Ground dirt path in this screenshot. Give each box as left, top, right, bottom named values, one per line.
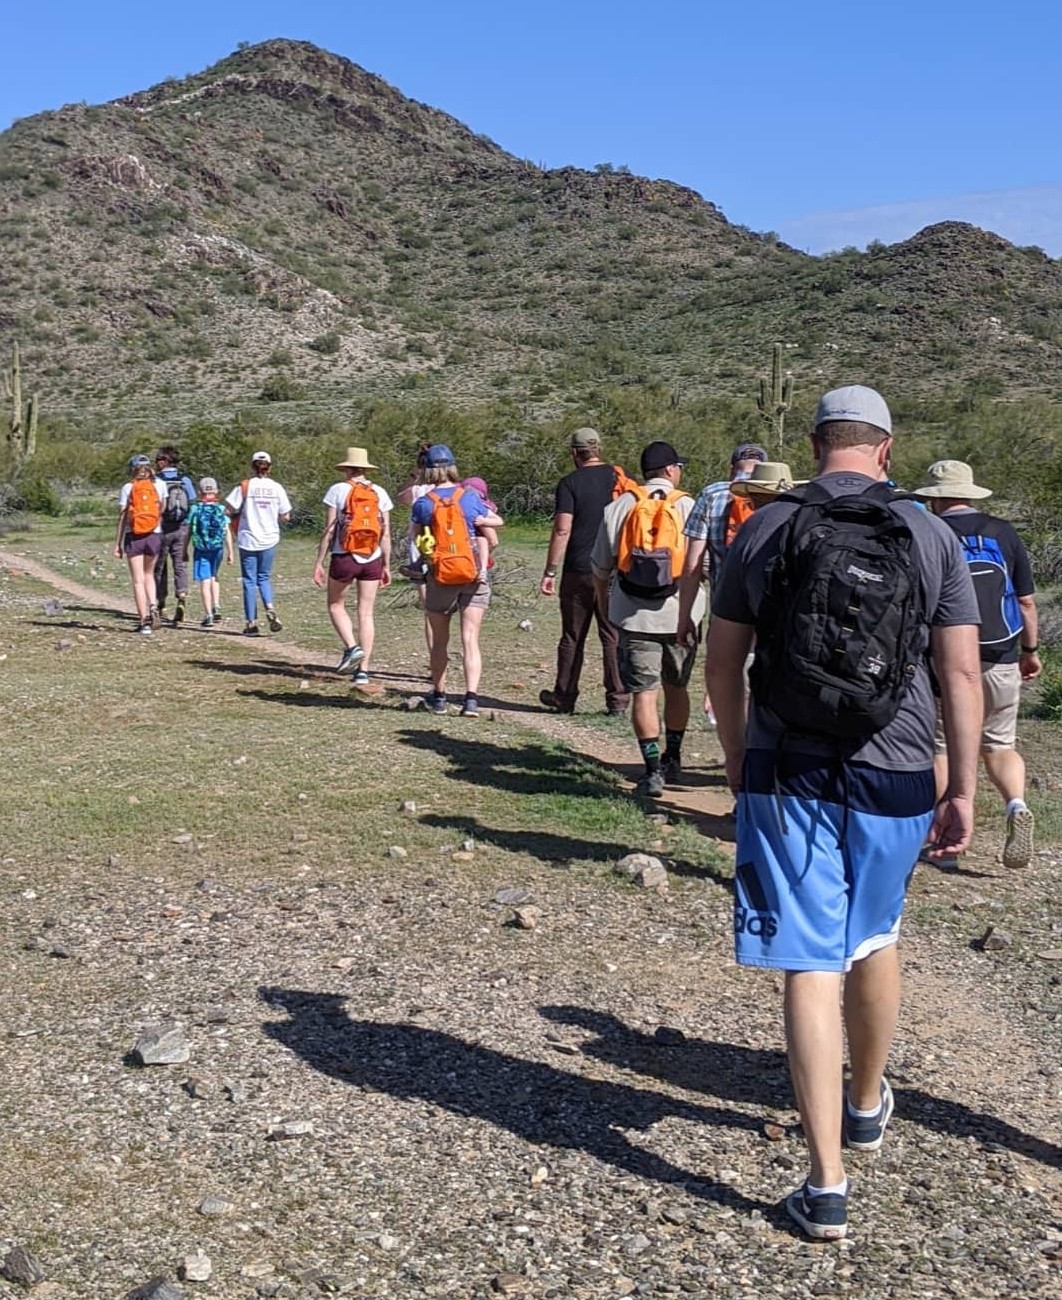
left=0, top=547, right=735, bottom=831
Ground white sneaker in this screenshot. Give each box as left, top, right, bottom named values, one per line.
left=1002, top=807, right=1034, bottom=869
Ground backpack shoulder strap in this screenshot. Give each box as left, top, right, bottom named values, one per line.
left=665, top=489, right=688, bottom=505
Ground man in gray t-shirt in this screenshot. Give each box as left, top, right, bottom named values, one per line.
left=705, top=386, right=983, bottom=1243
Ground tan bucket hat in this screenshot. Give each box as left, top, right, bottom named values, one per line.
left=336, top=446, right=377, bottom=471
left=730, top=461, right=803, bottom=498
left=913, top=459, right=992, bottom=500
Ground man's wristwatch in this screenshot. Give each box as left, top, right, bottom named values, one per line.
left=544, top=567, right=557, bottom=578
left=1020, top=644, right=1039, bottom=653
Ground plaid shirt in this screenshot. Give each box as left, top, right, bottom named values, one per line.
left=683, top=480, right=732, bottom=585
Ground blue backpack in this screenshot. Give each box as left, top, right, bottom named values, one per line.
left=955, top=531, right=1022, bottom=649
left=191, top=502, right=227, bottom=553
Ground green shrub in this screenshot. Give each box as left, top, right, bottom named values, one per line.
left=259, top=374, right=306, bottom=402
left=307, top=331, right=341, bottom=355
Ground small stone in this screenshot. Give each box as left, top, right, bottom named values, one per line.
left=125, top=1279, right=186, bottom=1300
left=646, top=812, right=669, bottom=825
left=980, top=925, right=1011, bottom=952
left=182, top=1076, right=213, bottom=1099
left=494, top=887, right=531, bottom=906
left=133, top=1022, right=191, bottom=1066
left=622, top=1232, right=652, bottom=1255
left=461, top=838, right=476, bottom=853
left=376, top=1234, right=400, bottom=1251
left=451, top=850, right=475, bottom=862
left=400, top=800, right=417, bottom=815
left=513, top=906, right=541, bottom=931
left=232, top=755, right=247, bottom=766
left=401, top=696, right=426, bottom=711
left=197, top=1195, right=234, bottom=1217
left=661, top=1204, right=688, bottom=1225
left=387, top=846, right=408, bottom=859
left=223, top=1081, right=249, bottom=1104
left=763, top=1122, right=787, bottom=1141
left=267, top=1119, right=314, bottom=1140
left=173, top=833, right=194, bottom=844
left=297, top=792, right=308, bottom=802
left=333, top=956, right=357, bottom=974
left=179, top=1250, right=212, bottom=1282
left=491, top=1274, right=529, bottom=1296
left=614, top=1279, right=638, bottom=1297
left=529, top=1164, right=549, bottom=1186
left=240, top=1260, right=275, bottom=1279
left=1037, top=949, right=1062, bottom=961
left=615, top=853, right=668, bottom=890
left=517, top=619, right=533, bottom=631
left=42, top=598, right=64, bottom=616
left=55, top=638, right=75, bottom=651
left=1, top=1245, right=46, bottom=1285
left=653, top=1026, right=686, bottom=1046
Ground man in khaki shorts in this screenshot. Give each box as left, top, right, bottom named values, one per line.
left=915, top=460, right=1042, bottom=867
left=591, top=441, right=705, bottom=797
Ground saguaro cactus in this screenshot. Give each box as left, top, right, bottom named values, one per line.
left=756, top=342, right=794, bottom=450
left=2, top=343, right=39, bottom=470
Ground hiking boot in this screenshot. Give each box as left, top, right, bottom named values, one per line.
left=636, top=769, right=666, bottom=798
left=265, top=607, right=283, bottom=633
left=1002, top=806, right=1034, bottom=869
left=785, top=1182, right=848, bottom=1241
left=149, top=604, right=161, bottom=630
left=336, top=643, right=366, bottom=673
left=845, top=1077, right=894, bottom=1152
left=460, top=694, right=480, bottom=717
left=428, top=691, right=448, bottom=715
left=352, top=669, right=371, bottom=689
left=200, top=614, right=214, bottom=628
left=661, top=755, right=682, bottom=785
left=173, top=598, right=186, bottom=626
left=243, top=621, right=260, bottom=636
left=539, top=688, right=574, bottom=714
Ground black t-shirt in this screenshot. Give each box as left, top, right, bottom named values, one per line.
left=555, top=464, right=620, bottom=573
left=939, top=510, right=1034, bottom=664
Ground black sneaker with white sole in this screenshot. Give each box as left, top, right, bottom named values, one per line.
left=785, top=1182, right=848, bottom=1241
left=336, top=643, right=366, bottom=673
left=845, top=1077, right=894, bottom=1152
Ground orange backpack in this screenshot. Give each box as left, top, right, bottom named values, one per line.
left=127, top=479, right=161, bottom=537
left=616, top=485, right=688, bottom=598
left=611, top=464, right=639, bottom=500
left=724, top=492, right=755, bottom=549
left=341, top=481, right=383, bottom=555
left=427, top=487, right=479, bottom=585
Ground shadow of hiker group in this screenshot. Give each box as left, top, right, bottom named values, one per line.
left=260, top=989, right=1061, bottom=1230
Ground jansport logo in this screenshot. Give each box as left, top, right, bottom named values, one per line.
left=734, top=860, right=778, bottom=940
left=847, top=564, right=883, bottom=583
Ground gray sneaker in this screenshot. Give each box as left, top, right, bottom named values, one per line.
left=428, top=692, right=448, bottom=715
left=636, top=769, right=665, bottom=798
left=785, top=1182, right=848, bottom=1241
left=336, top=644, right=366, bottom=673
left=1002, top=807, right=1034, bottom=869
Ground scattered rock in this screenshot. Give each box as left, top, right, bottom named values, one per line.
left=1037, top=949, right=1062, bottom=961
left=182, top=1076, right=213, bottom=1099
left=614, top=853, right=668, bottom=890
left=125, top=1279, right=186, bottom=1300
left=55, top=638, right=75, bottom=652
left=461, top=838, right=476, bottom=853
left=173, top=833, right=194, bottom=845
left=529, top=1164, right=549, bottom=1186
left=517, top=619, right=533, bottom=631
left=451, top=850, right=475, bottom=862
left=763, top=1122, right=787, bottom=1141
left=376, top=1234, right=400, bottom=1251
left=512, top=905, right=541, bottom=931
left=980, top=926, right=1011, bottom=952
left=622, top=1232, right=651, bottom=1255
left=132, top=1022, right=191, bottom=1066
left=400, top=800, right=417, bottom=815
left=232, top=755, right=247, bottom=766
left=614, top=1278, right=638, bottom=1297
left=333, top=956, right=357, bottom=974
left=400, top=696, right=426, bottom=711
left=197, top=1195, right=234, bottom=1217
left=1, top=1245, right=46, bottom=1285
left=491, top=1274, right=529, bottom=1295
left=653, top=1026, right=686, bottom=1046
left=179, top=1250, right=212, bottom=1282
left=267, top=1119, right=314, bottom=1141
left=223, top=1081, right=249, bottom=1104
left=387, top=845, right=409, bottom=859
left=42, top=598, right=64, bottom=616
left=240, top=1259, right=275, bottom=1279
left=494, top=887, right=531, bottom=906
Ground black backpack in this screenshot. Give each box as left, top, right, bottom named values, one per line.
left=161, top=477, right=191, bottom=530
left=749, top=481, right=929, bottom=743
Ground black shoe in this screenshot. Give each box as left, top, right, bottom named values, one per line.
left=173, top=599, right=186, bottom=626
left=845, top=1078, right=894, bottom=1152
left=266, top=607, right=283, bottom=633
left=661, top=755, right=682, bottom=785
left=539, top=689, right=574, bottom=714
left=336, top=644, right=366, bottom=673
left=785, top=1182, right=848, bottom=1241
left=243, top=622, right=260, bottom=636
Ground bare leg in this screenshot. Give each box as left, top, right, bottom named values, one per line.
left=982, top=746, right=1026, bottom=805
left=459, top=604, right=485, bottom=695
left=844, top=944, right=900, bottom=1111
left=327, top=576, right=356, bottom=648
left=127, top=555, right=150, bottom=622
left=631, top=689, right=660, bottom=740
left=427, top=612, right=451, bottom=695
left=784, top=970, right=846, bottom=1188
left=414, top=582, right=433, bottom=658
left=355, top=580, right=380, bottom=671
left=662, top=682, right=690, bottom=732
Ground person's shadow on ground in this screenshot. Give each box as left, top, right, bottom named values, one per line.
left=259, top=987, right=776, bottom=1218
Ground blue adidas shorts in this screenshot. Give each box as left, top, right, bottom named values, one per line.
left=193, top=548, right=224, bottom=581
left=734, top=750, right=935, bottom=973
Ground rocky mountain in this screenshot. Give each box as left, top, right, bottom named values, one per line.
left=2, top=38, right=1062, bottom=429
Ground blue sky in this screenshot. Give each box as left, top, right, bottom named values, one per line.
left=6, top=0, right=1062, bottom=254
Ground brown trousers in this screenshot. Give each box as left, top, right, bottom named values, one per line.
left=553, top=570, right=628, bottom=713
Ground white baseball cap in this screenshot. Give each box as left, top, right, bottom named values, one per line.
left=251, top=450, right=272, bottom=464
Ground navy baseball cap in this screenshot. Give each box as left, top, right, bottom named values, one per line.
left=424, top=444, right=456, bottom=467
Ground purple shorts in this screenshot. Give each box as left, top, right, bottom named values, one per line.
left=124, top=532, right=162, bottom=559
left=329, top=553, right=385, bottom=583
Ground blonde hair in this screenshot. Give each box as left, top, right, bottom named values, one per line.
left=423, top=465, right=460, bottom=486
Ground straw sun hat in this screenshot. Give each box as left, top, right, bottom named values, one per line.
left=336, top=446, right=378, bottom=471
left=729, top=461, right=804, bottom=498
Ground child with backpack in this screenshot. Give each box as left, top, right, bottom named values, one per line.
left=409, top=445, right=504, bottom=716
left=115, top=454, right=169, bottom=635
left=312, top=447, right=393, bottom=686
left=186, top=477, right=234, bottom=627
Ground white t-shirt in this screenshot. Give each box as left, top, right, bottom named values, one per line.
left=226, top=477, right=292, bottom=551
left=322, top=479, right=394, bottom=560
left=119, top=479, right=168, bottom=534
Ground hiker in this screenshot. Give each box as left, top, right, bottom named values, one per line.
left=313, top=446, right=393, bottom=687
left=914, top=459, right=1041, bottom=868
left=591, top=440, right=704, bottom=796
left=409, top=444, right=504, bottom=717
left=706, top=385, right=982, bottom=1241
left=186, top=477, right=234, bottom=627
left=225, top=451, right=292, bottom=636
left=152, top=446, right=197, bottom=626
left=396, top=443, right=435, bottom=654
left=539, top=427, right=630, bottom=717
left=115, top=454, right=168, bottom=635
left=677, top=442, right=769, bottom=724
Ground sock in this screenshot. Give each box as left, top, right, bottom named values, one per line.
left=1005, top=798, right=1027, bottom=818
left=806, top=1178, right=848, bottom=1199
left=638, top=737, right=661, bottom=773
left=847, top=1096, right=882, bottom=1119
left=664, top=728, right=685, bottom=760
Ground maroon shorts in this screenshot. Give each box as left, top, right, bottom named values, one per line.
left=124, top=532, right=162, bottom=559
left=329, top=553, right=385, bottom=583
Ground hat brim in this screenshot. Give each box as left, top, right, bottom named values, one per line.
left=730, top=478, right=806, bottom=498
left=913, top=484, right=992, bottom=499
left=337, top=461, right=377, bottom=471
